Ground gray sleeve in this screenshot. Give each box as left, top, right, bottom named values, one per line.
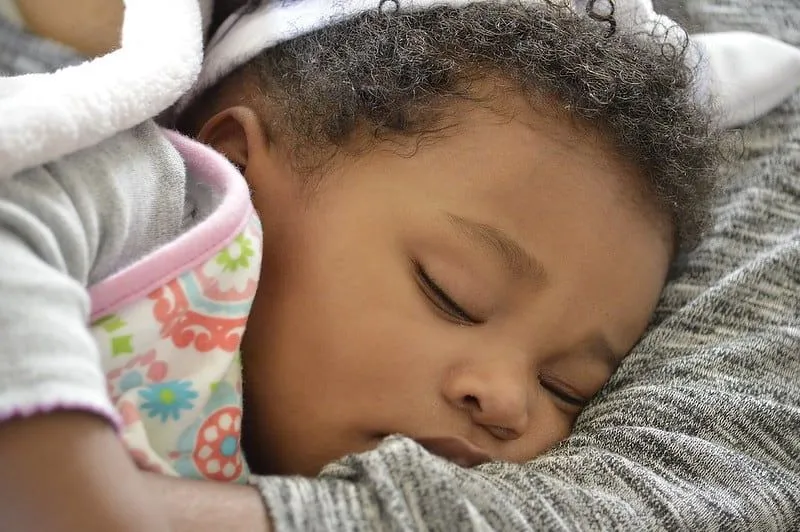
left=251, top=1, right=800, bottom=529
left=0, top=121, right=187, bottom=424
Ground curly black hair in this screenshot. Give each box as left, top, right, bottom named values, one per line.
left=183, top=0, right=722, bottom=253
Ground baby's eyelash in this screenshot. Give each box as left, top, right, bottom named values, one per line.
left=539, top=379, right=588, bottom=408
left=413, top=261, right=479, bottom=324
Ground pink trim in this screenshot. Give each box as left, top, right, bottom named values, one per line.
left=88, top=130, right=254, bottom=321
left=0, top=402, right=122, bottom=433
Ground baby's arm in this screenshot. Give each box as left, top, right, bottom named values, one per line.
left=0, top=413, right=167, bottom=531
left=0, top=124, right=186, bottom=530
left=142, top=473, right=270, bottom=532
left=0, top=231, right=165, bottom=530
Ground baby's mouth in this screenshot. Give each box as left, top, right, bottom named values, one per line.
left=414, top=436, right=493, bottom=468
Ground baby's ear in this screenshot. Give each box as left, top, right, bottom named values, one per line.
left=197, top=106, right=268, bottom=171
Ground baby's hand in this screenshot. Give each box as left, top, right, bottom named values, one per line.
left=0, top=411, right=171, bottom=531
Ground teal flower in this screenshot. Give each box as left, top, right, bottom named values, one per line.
left=139, top=381, right=199, bottom=422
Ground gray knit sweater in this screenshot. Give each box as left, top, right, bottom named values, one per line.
left=2, top=0, right=798, bottom=530
left=252, top=1, right=800, bottom=529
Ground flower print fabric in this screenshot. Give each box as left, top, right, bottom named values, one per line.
left=138, top=380, right=199, bottom=422
left=92, top=214, right=262, bottom=484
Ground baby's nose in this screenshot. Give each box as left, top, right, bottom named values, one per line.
left=468, top=389, right=529, bottom=439
left=445, top=363, right=530, bottom=439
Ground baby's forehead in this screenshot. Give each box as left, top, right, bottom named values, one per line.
left=436, top=93, right=656, bottom=193
left=459, top=100, right=674, bottom=248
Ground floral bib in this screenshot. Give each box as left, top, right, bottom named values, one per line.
left=87, top=131, right=261, bottom=484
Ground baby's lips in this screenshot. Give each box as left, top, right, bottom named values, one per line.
left=415, top=436, right=492, bottom=468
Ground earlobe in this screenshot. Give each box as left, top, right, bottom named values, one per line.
left=196, top=106, right=268, bottom=172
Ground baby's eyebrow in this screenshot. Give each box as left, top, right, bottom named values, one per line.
left=444, top=212, right=624, bottom=364
left=444, top=212, right=546, bottom=283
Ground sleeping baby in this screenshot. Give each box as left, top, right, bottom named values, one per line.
left=0, top=0, right=722, bottom=530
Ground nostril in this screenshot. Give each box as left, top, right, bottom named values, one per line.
left=461, top=395, right=481, bottom=412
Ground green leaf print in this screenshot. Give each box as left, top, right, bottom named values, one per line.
left=93, top=314, right=134, bottom=357
left=95, top=314, right=126, bottom=333
left=111, top=335, right=134, bottom=357
left=216, top=234, right=255, bottom=272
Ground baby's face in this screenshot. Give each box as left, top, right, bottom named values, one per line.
left=235, top=97, right=672, bottom=476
